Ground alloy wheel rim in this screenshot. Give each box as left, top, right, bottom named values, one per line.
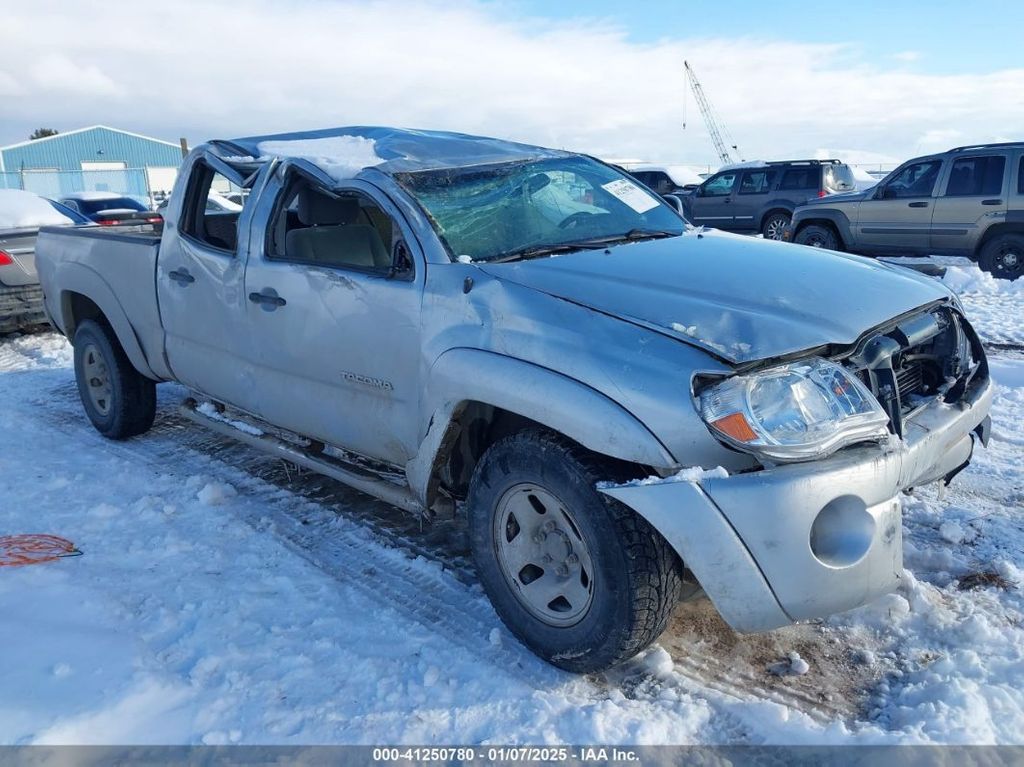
left=492, top=483, right=595, bottom=627
left=82, top=343, right=113, bottom=416
left=996, top=247, right=1022, bottom=275
left=765, top=217, right=787, bottom=240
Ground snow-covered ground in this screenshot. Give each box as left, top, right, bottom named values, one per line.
left=1, top=260, right=1022, bottom=745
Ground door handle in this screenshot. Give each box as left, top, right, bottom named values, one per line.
left=248, top=290, right=287, bottom=310
left=982, top=199, right=1003, bottom=206
left=168, top=268, right=195, bottom=285
left=908, top=201, right=929, bottom=208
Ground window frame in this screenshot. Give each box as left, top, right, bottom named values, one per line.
left=941, top=154, right=1007, bottom=198
left=876, top=159, right=943, bottom=200
left=264, top=170, right=411, bottom=281
left=179, top=155, right=247, bottom=257
left=700, top=172, right=737, bottom=197
left=737, top=169, right=777, bottom=196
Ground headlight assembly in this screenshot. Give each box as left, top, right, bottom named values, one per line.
left=699, top=357, right=890, bottom=462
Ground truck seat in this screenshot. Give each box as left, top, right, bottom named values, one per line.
left=285, top=190, right=390, bottom=269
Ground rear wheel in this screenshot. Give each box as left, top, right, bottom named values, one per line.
left=978, top=234, right=1024, bottom=280
left=795, top=223, right=840, bottom=251
left=73, top=319, right=156, bottom=439
left=467, top=430, right=684, bottom=673
left=761, top=211, right=791, bottom=241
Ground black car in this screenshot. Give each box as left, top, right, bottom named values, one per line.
left=683, top=159, right=856, bottom=240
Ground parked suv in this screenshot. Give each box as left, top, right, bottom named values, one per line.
left=683, top=159, right=856, bottom=239
left=787, top=142, right=1024, bottom=279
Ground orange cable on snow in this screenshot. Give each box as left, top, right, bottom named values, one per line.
left=0, top=534, right=82, bottom=567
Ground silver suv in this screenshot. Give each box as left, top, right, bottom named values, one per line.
left=788, top=142, right=1024, bottom=279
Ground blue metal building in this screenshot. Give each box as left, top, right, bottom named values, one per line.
left=0, top=125, right=183, bottom=202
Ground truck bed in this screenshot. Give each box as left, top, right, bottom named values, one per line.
left=34, top=224, right=168, bottom=378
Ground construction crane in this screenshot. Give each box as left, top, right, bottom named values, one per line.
left=683, top=60, right=742, bottom=165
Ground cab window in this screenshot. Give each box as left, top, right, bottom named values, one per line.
left=268, top=178, right=397, bottom=274
left=882, top=160, right=942, bottom=199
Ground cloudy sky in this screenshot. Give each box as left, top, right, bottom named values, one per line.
left=2, top=0, right=1022, bottom=168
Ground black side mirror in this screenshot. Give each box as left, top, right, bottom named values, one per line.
left=879, top=186, right=897, bottom=200
left=389, top=240, right=414, bottom=279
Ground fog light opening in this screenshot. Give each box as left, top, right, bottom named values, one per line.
left=809, top=495, right=876, bottom=568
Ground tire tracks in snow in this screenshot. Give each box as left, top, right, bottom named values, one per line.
left=29, top=374, right=856, bottom=729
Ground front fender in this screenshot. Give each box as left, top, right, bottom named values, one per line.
left=405, top=348, right=677, bottom=503
left=793, top=206, right=856, bottom=245
left=53, top=262, right=159, bottom=380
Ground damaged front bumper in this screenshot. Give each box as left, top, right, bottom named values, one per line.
left=601, top=374, right=994, bottom=633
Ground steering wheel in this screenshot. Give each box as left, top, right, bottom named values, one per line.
left=558, top=211, right=596, bottom=229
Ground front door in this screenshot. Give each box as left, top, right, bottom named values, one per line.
left=688, top=171, right=738, bottom=228
left=240, top=169, right=422, bottom=465
left=157, top=154, right=262, bottom=413
left=930, top=153, right=1009, bottom=255
left=854, top=158, right=942, bottom=253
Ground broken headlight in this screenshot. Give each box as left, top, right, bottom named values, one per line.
left=699, top=357, right=890, bottom=462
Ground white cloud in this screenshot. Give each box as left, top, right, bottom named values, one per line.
left=2, top=0, right=1022, bottom=168
left=892, top=50, right=922, bottom=62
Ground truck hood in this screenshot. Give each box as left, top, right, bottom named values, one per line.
left=802, top=189, right=870, bottom=206
left=478, top=231, right=952, bottom=365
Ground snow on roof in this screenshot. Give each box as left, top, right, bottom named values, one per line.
left=0, top=189, right=74, bottom=229
left=255, top=135, right=386, bottom=182
left=218, top=126, right=570, bottom=181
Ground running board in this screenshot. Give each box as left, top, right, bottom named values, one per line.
left=177, top=400, right=423, bottom=514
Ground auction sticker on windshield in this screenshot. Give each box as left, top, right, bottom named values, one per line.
left=601, top=179, right=660, bottom=213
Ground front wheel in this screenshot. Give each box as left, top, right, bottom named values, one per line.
left=73, top=319, right=156, bottom=439
left=794, top=223, right=840, bottom=251
left=761, top=211, right=791, bottom=241
left=467, top=430, right=684, bottom=673
left=978, top=234, right=1024, bottom=280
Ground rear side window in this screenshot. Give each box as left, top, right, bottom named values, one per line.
left=180, top=162, right=245, bottom=253
left=738, top=170, right=777, bottom=194
left=944, top=155, right=1006, bottom=197
left=1019, top=157, right=1024, bottom=194
left=635, top=171, right=674, bottom=195
left=778, top=167, right=818, bottom=190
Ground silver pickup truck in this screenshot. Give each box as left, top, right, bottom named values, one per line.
left=35, top=127, right=993, bottom=673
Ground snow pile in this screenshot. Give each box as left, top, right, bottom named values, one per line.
left=257, top=135, right=385, bottom=182
left=940, top=259, right=1024, bottom=346
left=0, top=189, right=74, bottom=229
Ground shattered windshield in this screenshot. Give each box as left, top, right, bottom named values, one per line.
left=395, top=156, right=685, bottom=262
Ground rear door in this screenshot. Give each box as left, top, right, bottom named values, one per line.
left=930, top=152, right=1009, bottom=254
left=853, top=158, right=942, bottom=253
left=157, top=153, right=261, bottom=412
left=688, top=171, right=738, bottom=228
left=729, top=169, right=778, bottom=232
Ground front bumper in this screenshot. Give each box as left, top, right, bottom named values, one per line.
left=602, top=374, right=994, bottom=632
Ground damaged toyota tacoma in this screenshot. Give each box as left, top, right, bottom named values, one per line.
left=34, top=127, right=993, bottom=672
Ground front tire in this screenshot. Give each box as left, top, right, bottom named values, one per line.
left=467, top=430, right=684, bottom=673
left=978, top=234, right=1024, bottom=280
left=795, top=223, right=840, bottom=251
left=73, top=319, right=156, bottom=439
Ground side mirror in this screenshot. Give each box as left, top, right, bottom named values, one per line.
left=661, top=195, right=684, bottom=214
left=389, top=240, right=414, bottom=279
left=879, top=186, right=897, bottom=200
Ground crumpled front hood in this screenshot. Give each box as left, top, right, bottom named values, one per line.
left=478, top=231, right=952, bottom=365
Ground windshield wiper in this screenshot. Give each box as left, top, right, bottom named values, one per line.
left=486, top=229, right=681, bottom=263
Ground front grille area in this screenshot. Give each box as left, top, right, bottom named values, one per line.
left=848, top=306, right=984, bottom=436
